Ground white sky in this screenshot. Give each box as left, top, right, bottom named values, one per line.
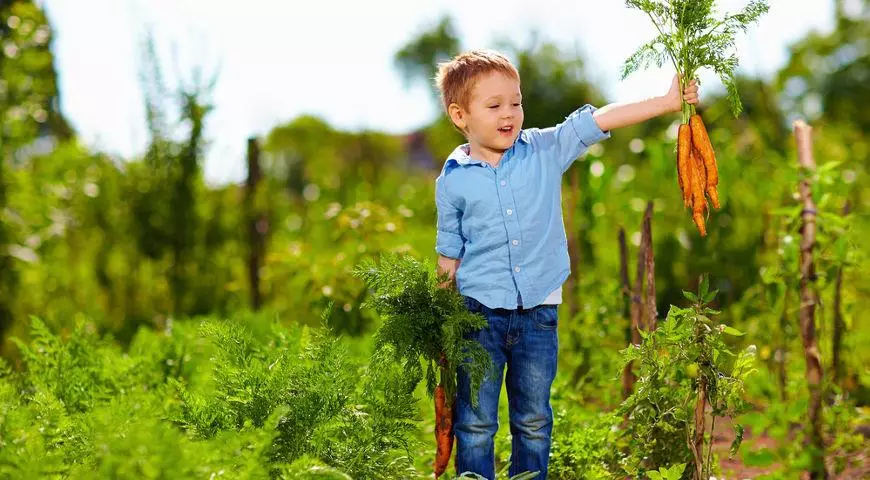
left=40, top=0, right=836, bottom=186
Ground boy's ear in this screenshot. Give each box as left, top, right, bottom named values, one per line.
left=448, top=103, right=466, bottom=130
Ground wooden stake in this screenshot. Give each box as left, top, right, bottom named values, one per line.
left=793, top=120, right=828, bottom=479
left=642, top=201, right=657, bottom=331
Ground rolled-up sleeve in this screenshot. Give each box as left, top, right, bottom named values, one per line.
left=529, top=104, right=611, bottom=173
left=435, top=176, right=465, bottom=259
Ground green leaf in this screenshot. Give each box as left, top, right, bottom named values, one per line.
left=646, top=471, right=663, bottom=480
left=730, top=424, right=745, bottom=458
left=683, top=291, right=699, bottom=302
left=699, top=274, right=709, bottom=299
left=668, top=463, right=687, bottom=479
left=722, top=326, right=744, bottom=336
left=702, top=289, right=719, bottom=303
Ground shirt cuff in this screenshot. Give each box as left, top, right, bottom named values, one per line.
left=567, top=104, right=611, bottom=146
left=436, top=230, right=464, bottom=259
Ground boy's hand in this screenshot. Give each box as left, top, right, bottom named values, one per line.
left=436, top=255, right=461, bottom=289
left=667, top=74, right=700, bottom=112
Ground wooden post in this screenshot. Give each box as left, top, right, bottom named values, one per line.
left=246, top=137, right=266, bottom=311
left=642, top=201, right=657, bottom=331
left=793, top=120, right=828, bottom=479
left=619, top=227, right=634, bottom=399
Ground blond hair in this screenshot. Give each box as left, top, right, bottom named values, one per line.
left=434, top=49, right=520, bottom=114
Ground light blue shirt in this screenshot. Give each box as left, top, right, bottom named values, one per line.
left=435, top=104, right=611, bottom=310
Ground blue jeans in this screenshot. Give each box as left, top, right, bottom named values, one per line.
left=454, top=295, right=559, bottom=480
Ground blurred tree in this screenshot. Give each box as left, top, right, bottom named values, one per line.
left=129, top=32, right=217, bottom=319
left=0, top=0, right=71, bottom=353
left=776, top=2, right=870, bottom=131
left=394, top=15, right=460, bottom=95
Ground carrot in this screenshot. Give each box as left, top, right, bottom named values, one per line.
left=690, top=114, right=721, bottom=210
left=690, top=147, right=707, bottom=236
left=677, top=123, right=693, bottom=208
left=433, top=383, right=454, bottom=478
left=706, top=184, right=721, bottom=210
left=690, top=114, right=720, bottom=200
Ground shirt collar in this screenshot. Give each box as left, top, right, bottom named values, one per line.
left=447, top=130, right=530, bottom=166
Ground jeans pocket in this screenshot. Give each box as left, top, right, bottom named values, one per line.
left=533, top=305, right=558, bottom=330
left=464, top=295, right=482, bottom=314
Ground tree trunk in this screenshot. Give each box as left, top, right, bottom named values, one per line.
left=246, top=137, right=266, bottom=311
left=619, top=227, right=634, bottom=399
left=793, top=120, right=828, bottom=479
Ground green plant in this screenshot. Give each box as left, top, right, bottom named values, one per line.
left=618, top=275, right=757, bottom=479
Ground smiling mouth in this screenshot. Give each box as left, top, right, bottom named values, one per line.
left=498, top=126, right=514, bottom=135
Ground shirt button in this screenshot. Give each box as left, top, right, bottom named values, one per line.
left=514, top=266, right=521, bottom=273
left=500, top=180, right=506, bottom=186
left=506, top=209, right=513, bottom=215
left=512, top=239, right=519, bottom=246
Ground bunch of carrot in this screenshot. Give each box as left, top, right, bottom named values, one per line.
left=619, top=0, right=770, bottom=236
left=677, top=113, right=720, bottom=236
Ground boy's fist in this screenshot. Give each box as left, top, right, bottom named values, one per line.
left=436, top=255, right=461, bottom=290
left=667, top=74, right=700, bottom=112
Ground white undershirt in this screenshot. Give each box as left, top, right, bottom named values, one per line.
left=542, top=286, right=562, bottom=305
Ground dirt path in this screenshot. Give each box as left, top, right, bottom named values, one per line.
left=709, top=415, right=870, bottom=479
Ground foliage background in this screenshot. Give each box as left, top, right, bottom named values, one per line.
left=1, top=0, right=868, bottom=478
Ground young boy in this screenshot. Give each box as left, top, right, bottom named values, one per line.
left=433, top=49, right=699, bottom=479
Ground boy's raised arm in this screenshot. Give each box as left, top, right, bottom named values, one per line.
left=592, top=75, right=699, bottom=132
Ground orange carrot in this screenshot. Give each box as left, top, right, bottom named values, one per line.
left=690, top=148, right=707, bottom=236
left=707, top=184, right=721, bottom=210
left=690, top=114, right=719, bottom=188
left=433, top=383, right=454, bottom=478
left=678, top=123, right=693, bottom=208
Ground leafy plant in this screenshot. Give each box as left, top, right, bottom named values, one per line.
left=618, top=275, right=757, bottom=479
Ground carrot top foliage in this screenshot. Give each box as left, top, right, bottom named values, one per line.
left=354, top=253, right=492, bottom=408
left=620, top=0, right=770, bottom=121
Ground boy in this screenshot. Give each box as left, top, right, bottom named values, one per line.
left=433, top=49, right=699, bottom=479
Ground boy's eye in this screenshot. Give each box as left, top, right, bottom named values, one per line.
left=513, top=103, right=521, bottom=107
left=488, top=105, right=499, bottom=109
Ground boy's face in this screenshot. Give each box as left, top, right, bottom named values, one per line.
left=450, top=71, right=524, bottom=154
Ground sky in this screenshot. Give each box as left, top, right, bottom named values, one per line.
left=40, top=0, right=839, bottom=186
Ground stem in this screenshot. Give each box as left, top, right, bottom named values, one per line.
left=646, top=11, right=681, bottom=75
left=706, top=414, right=717, bottom=480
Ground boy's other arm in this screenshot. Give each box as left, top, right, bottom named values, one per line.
left=435, top=173, right=465, bottom=289
left=592, top=75, right=698, bottom=132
